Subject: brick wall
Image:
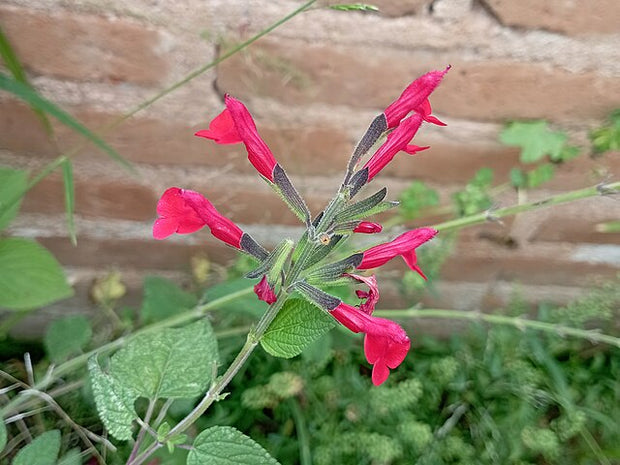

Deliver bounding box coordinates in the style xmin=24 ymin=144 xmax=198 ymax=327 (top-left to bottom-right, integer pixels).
xmin=1 ymin=0 xmax=619 ymax=335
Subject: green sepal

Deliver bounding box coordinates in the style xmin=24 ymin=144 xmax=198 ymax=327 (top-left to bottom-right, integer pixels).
xmin=304 ymin=254 xmax=363 ymax=283
xmin=304 ymin=235 xmax=344 ymax=269
xmin=290 ymin=281 xmax=341 ymax=312
xmin=272 ymin=164 xmax=311 ymax=225
xmin=246 ymin=239 xmax=294 ymax=283
xmin=335 ymin=187 xmax=395 ymax=222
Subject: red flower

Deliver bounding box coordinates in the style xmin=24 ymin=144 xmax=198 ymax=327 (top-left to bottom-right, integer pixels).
xmin=357 ymin=227 xmax=438 ymax=279
xmin=353 ymin=221 xmax=383 ymax=234
xmin=254 ymin=275 xmax=277 ymax=304
xmin=383 ymin=67 xmax=450 ymax=128
xmin=195 ymin=95 xmax=277 ymax=182
xmin=153 ymin=187 xmax=243 ymax=249
xmin=363 ymin=113 xmax=424 ymax=181
xmin=330 ymin=302 xmax=410 ymax=386
xmin=347 ymin=273 xmax=380 ymax=314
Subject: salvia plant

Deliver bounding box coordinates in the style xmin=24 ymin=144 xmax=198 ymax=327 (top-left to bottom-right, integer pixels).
xmin=154 ymin=67 xmax=449 ymax=388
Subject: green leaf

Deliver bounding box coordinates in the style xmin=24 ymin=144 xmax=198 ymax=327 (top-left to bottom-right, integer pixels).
xmin=329 ymin=3 xmax=379 ymax=11
xmin=187 ymin=426 xmax=280 ymax=465
xmin=0 ymin=72 xmax=133 ymax=172
xmin=452 ymin=168 xmax=494 ymax=217
xmin=57 ymin=448 xmax=81 ymax=465
xmin=261 ymin=299 xmax=335 ymax=359
xmin=590 ymin=109 xmax=620 ymax=154
xmin=0 ymin=167 xmax=28 ymax=231
xmin=509 ymin=168 xmax=527 ymax=188
xmin=0 ymin=238 xmax=73 ymax=311
xmin=0 ymin=26 xmax=52 ymax=135
xmin=44 ymin=315 xmax=92 ymax=363
xmin=398 ymin=181 xmax=440 ymax=220
xmin=109 ymin=320 xmax=218 ymax=399
xmin=88 ymin=356 xmax=137 ymax=441
xmin=12 ymin=430 xmax=60 ymax=465
xmin=526 ymin=163 xmax=555 ymax=188
xmin=203 ymin=278 xmax=265 ymax=317
xmin=61 ymin=159 xmax=77 ymax=245
xmin=0 ymin=419 xmax=6 ymax=453
xmin=141 ymin=276 xmax=198 ymax=324
xmin=334 ymin=188 xmax=388 ymax=222
xmin=500 ymin=121 xmax=567 ymax=163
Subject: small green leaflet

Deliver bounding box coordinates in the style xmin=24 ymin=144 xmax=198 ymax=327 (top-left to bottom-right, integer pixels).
xmin=261 ymin=299 xmax=335 ymax=359
xmin=88 ymin=357 xmax=138 ymax=441
xmin=500 ymin=120 xmax=567 ymax=163
xmin=187 ymin=426 xmax=280 ymax=465
xmin=44 ymin=315 xmax=92 ymax=363
xmin=12 ymin=430 xmax=60 ymax=465
xmin=0 ymin=238 xmax=73 ymax=311
xmin=329 ymin=4 xmax=379 ymax=12
xmin=109 ymin=319 xmax=219 ymax=399
xmin=0 ymin=167 xmax=28 ymax=231
xmin=140 ymin=276 xmax=198 ymax=324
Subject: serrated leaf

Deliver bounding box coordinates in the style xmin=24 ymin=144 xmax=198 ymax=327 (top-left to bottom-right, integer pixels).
xmin=88 ymin=357 xmax=137 ymax=441
xmin=187 ymin=426 xmax=280 ymax=465
xmin=203 ymin=278 xmax=265 ymax=317
xmin=0 ymin=419 xmax=6 ymax=453
xmin=109 ymin=320 xmax=218 ymax=399
xmin=261 ymin=299 xmax=335 ymax=359
xmin=0 ymin=238 xmax=73 ymax=311
xmin=44 ymin=315 xmax=92 ymax=363
xmin=61 ymin=159 xmax=77 ymax=245
xmin=499 ymin=121 xmax=567 ymax=163
xmin=0 ymin=72 xmax=133 ymax=172
xmin=12 ymin=430 xmax=60 ymax=465
xmin=141 ymin=276 xmax=198 ymax=324
xmin=0 ymin=167 xmax=28 ymax=231
xmin=57 ymin=448 xmax=81 ymax=465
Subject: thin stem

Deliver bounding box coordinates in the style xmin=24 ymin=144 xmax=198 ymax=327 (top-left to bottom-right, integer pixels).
xmin=374 ymin=309 xmax=620 ymax=348
xmin=289 ymin=398 xmax=312 ymax=465
xmin=128 ymin=399 xmax=157 ymax=463
xmin=431 ymin=182 xmax=619 ymax=233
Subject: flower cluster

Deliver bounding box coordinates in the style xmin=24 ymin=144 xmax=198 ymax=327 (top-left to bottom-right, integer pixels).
xmin=154 ymin=67 xmax=449 ymax=385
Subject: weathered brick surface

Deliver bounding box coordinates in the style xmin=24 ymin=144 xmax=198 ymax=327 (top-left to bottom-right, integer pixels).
xmin=216 ymin=39 xmax=620 ymax=123
xmin=0 ymin=4 xmax=168 ymax=85
xmin=485 ymin=0 xmax=620 ymax=35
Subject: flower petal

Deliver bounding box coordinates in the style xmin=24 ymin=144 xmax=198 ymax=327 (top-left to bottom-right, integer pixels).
xmin=194 ymin=108 xmax=242 ymax=144
xmin=254 ymin=275 xmax=277 ymax=304
xmin=152 ymin=187 xmax=206 ymax=239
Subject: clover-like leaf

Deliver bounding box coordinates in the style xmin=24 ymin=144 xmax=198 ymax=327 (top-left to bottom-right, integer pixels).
xmin=261 ymin=299 xmax=335 ymax=358
xmin=13 ymin=430 xmax=60 ymax=465
xmin=500 ymin=120 xmax=567 ymax=163
xmin=109 ymin=320 xmax=218 ymax=399
xmin=187 ymin=426 xmax=280 ymax=465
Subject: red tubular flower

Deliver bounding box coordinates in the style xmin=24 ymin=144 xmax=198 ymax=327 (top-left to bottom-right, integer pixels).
xmin=363 ymin=113 xmax=424 ymax=181
xmin=347 ymin=273 xmax=380 ymax=314
xmin=330 ymin=302 xmax=410 ymax=386
xmin=153 ymin=187 xmax=243 ymax=249
xmin=254 ymin=275 xmax=277 ymax=304
xmin=195 ymin=95 xmax=278 ymax=182
xmin=383 ymin=66 xmax=450 ymax=128
xmin=353 ymin=221 xmax=383 ymax=234
xmin=357 ymin=227 xmax=438 ymax=279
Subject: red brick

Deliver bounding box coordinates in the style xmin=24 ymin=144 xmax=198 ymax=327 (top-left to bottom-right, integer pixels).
xmin=532 ymin=214 xmax=620 ymax=244
xmin=0 ymin=5 xmax=168 ymax=85
xmin=0 ymin=100 xmax=56 ymax=156
xmin=485 ymin=0 xmax=620 ymax=36
xmin=22 ymin=175 xmax=158 ymax=221
xmin=216 ymin=39 xmax=620 ymax=123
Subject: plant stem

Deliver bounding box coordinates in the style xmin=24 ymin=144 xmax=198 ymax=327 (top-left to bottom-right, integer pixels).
xmin=127 ymin=399 xmax=156 ymax=463
xmin=0 ymin=286 xmax=254 ymax=418
xmin=0 ymin=0 xmax=318 ymax=218
xmin=129 ymin=294 xmax=289 ymax=465
xmin=289 ymin=398 xmax=312 ymax=465
xmin=375 ymin=309 xmax=620 ymax=348
xmin=431 ymin=182 xmax=619 ymax=232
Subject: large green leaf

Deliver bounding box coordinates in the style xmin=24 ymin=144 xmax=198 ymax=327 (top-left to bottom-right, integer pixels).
xmin=44 ymin=315 xmax=92 ymax=363
xmin=140 ymin=276 xmax=198 ymax=324
xmin=187 ymin=426 xmax=280 ymax=465
xmin=499 ymin=121 xmax=566 ymax=163
xmin=0 ymin=167 xmax=28 ymax=231
xmin=110 ymin=320 xmax=218 ymax=399
xmin=0 ymin=238 xmax=73 ymax=311
xmin=0 ymin=72 xmax=132 ymax=171
xmin=88 ymin=357 xmax=137 ymax=441
xmin=12 ymin=430 xmax=60 ymax=465
xmin=261 ymin=299 xmax=335 ymax=359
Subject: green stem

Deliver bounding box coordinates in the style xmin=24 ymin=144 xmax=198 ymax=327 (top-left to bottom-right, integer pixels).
xmin=129 ymin=293 xmax=289 ymax=465
xmin=374 ymin=309 xmax=620 ymax=348
xmin=1 ymin=0 xmax=318 ymax=218
xmin=431 ymin=182 xmax=619 ymax=233
xmin=0 ymin=286 xmax=254 ymax=418
xmin=289 ymin=398 xmax=312 ymax=465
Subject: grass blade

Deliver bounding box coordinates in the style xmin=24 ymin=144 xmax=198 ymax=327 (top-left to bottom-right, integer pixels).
xmin=0 ymin=26 xmax=53 ymax=135
xmin=0 ymin=72 xmax=134 ymax=172
xmin=61 ymin=159 xmax=77 ymax=245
